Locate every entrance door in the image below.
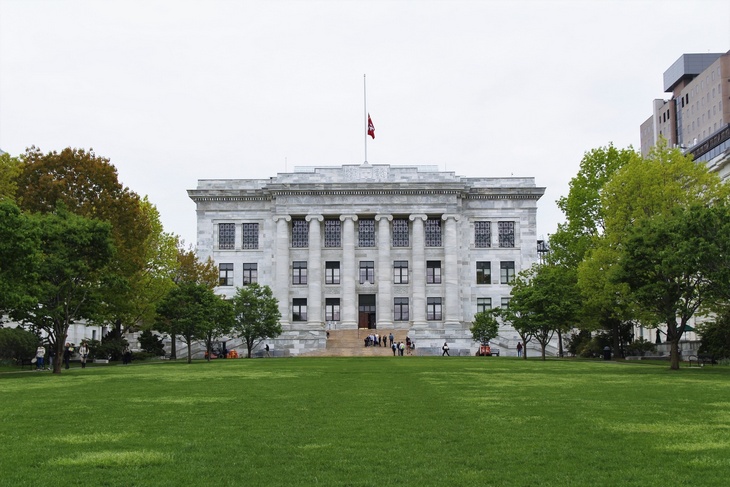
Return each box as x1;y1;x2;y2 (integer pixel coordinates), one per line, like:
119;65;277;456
358;294;376;329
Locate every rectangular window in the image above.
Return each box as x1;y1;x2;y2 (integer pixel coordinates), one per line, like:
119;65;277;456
359;261;375;284
476;261;491;284
394;297;409;321
498;221;515;248
427;297;442;321
500;261;515;284
475;221;491;248
501;297;511;309
325;298;340;322
392;219;409;247
477;297;492;314
425;218;442;247
325;261;340;285
219;223;235;250
292;219;308;248
393;260;409;284
358;219;375;247
242;223;259;249
324;220;341;247
218;263;233;286
427;260;442;284
292;261;307;285
242;263;257;285
292;298;307;322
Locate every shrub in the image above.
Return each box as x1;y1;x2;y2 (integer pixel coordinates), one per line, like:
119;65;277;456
626;338;657;356
0;327;39;361
138;330;165;356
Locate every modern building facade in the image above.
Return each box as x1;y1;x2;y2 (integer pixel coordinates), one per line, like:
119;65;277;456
640;50;730;179
188;163;545;356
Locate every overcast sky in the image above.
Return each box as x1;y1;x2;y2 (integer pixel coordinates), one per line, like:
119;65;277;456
1;0;729;246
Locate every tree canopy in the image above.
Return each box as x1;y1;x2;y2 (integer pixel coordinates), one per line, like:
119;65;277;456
231;283;282;358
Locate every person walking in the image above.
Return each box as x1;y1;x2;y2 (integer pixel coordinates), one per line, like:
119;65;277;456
122;345;132;365
63;343;72;369
391;342;397;356
442;342;450;356
47;346;55;371
78;342;90;369
35;344;46;371
389;333;394;347
516;342;523;358
265;344;271;357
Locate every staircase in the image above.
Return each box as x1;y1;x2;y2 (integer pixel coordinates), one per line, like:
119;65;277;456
303;329;410;357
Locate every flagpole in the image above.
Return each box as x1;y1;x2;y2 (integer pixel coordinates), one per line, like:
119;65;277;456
363;74;368;164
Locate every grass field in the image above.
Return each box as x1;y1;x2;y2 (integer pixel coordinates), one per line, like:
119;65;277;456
1;357;729;486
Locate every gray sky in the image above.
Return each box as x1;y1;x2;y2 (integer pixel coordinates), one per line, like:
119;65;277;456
1;0;729;246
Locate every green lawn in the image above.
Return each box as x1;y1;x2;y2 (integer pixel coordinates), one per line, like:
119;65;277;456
1;358;729;486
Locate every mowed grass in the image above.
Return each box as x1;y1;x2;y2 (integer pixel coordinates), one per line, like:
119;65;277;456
1;358;729;486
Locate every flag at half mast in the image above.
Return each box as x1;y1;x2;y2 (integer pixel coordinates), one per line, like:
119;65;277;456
367;113;375;139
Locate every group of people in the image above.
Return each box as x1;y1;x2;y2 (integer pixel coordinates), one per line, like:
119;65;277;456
363;332;395;348
34;342;89;370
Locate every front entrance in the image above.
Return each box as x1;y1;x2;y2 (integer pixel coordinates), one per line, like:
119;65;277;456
358;294;376;329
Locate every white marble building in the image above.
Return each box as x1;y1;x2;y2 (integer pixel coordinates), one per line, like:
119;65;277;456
188;163;545;356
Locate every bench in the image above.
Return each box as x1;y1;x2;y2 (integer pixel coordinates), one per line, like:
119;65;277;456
688;354;716;367
16;358;35;369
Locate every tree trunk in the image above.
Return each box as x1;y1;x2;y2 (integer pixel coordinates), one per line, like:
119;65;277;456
670;339;680;370
523;340;528;360
170;332;177;360
557;331;564;358
541;344;546;361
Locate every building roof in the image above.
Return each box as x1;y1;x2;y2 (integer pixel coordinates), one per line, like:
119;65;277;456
663;52;724;92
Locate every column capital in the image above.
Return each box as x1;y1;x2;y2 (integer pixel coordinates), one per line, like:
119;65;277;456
409;214;428;222
305;214;324;223
442;214;461;222
340;214;359;222
375;214;393;222
273;215;291;223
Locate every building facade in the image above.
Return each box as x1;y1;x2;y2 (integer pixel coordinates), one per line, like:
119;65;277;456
188;164;545;356
640;50;730;179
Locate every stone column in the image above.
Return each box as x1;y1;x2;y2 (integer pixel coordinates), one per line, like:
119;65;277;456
375;214;393;329
273;215;291;328
340;215;358;329
410;214;428;328
443;214;461;327
306;215;324;329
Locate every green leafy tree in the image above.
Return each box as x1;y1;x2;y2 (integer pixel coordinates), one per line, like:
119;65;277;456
7;207;115;373
470;310;500;346
232;283;282;358
156;282;224;364
555;144;638;353
14;147;153;337
616;204;730;369
493;305;533;360
0;201;39;316
200;297;235;361
0;151;21;201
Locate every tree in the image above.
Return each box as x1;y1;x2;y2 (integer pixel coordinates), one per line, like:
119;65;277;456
493;305;533;360
0;151;21;202
156;282;225;364
616;204;730;369
14;147;153;336
200;297;235;361
470;311;499;346
231;283;282;358
507;264;581;360
556;144;639;353
0;201;39;316
138;329;166;356
7;207;115;373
